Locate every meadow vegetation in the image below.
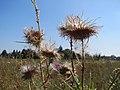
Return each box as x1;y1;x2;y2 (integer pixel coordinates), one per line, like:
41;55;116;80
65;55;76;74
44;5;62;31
0;58;120;90
1;0;120;90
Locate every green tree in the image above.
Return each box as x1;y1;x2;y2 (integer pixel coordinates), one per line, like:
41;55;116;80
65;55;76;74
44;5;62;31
58;45;63;53
1;50;8;58
93;53;101;60
63;49;72;60
11;50;17;59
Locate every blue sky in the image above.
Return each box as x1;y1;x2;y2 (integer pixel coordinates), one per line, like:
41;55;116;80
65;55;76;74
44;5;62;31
0;0;120;56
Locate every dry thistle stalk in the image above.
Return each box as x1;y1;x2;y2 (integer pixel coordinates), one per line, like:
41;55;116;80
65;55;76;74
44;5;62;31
40;42;61;86
59;15;102;90
24;27;44;47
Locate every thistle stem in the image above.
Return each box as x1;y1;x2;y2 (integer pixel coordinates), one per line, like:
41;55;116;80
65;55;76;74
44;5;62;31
46;57;50;77
81;39;85;90
35;7;41;32
29;80;32;90
32;0;44;89
70;37;74;73
32;0;41;32
70;37;75;87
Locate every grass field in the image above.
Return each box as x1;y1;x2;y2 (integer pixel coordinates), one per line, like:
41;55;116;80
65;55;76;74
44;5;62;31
0;58;120;90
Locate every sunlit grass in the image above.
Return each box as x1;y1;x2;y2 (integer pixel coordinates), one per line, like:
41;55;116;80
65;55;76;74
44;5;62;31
0;58;119;90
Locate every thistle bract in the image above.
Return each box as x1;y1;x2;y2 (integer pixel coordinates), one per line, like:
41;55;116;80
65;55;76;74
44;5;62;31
59;16;101;41
24;27;44;47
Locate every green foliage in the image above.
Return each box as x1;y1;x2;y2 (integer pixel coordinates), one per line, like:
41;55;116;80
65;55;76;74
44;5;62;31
63;49;72;59
88;72;96;90
93;53;101;60
60;48;81;60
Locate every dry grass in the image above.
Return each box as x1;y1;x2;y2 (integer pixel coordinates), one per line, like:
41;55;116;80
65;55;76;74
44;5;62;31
0;58;40;90
0;58;120;90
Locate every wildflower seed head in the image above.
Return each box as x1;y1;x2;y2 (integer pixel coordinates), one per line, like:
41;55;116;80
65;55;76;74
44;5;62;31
50;61;76;78
20;65;38;80
24;27;44;47
59;66;69;75
113;67;120;73
41;42;61;59
59;16;102;41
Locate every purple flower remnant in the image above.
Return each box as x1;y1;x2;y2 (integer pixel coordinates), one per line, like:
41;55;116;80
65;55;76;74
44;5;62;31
50;62;71;78
50;62;62;72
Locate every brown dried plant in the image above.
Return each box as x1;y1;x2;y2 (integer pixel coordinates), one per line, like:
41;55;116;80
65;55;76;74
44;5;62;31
107;67;120;90
59;15;102;90
59;16;101;41
41;43;61;59
40;43;61;87
24;27;44;47
21;65;38;80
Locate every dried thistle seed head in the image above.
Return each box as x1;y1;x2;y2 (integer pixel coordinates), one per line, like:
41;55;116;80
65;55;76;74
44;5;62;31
113;67;120;73
41;42;61;59
50;62;70;76
50;61;76;78
59;66;70;75
24;27;44;47
59;16;102;41
20;65;38;80
59;62;77;78
63;62;73;71
20;65;31;73
41;50;60;59
22;69;37;80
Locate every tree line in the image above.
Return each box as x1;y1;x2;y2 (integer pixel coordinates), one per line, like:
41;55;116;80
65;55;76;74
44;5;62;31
0;46;81;60
0;49;39;59
0;46;120;61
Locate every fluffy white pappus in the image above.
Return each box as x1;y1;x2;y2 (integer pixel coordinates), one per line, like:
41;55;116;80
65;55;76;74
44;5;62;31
20;65;31;73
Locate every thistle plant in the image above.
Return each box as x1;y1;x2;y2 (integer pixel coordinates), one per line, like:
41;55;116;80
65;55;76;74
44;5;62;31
41;42;61;60
21;65;38;80
50;61;78;84
107;68;120;90
59;15;101;90
24;27;44;48
21;0;103;89
40;42;61;86
20;64;39;90
22;0;45;89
